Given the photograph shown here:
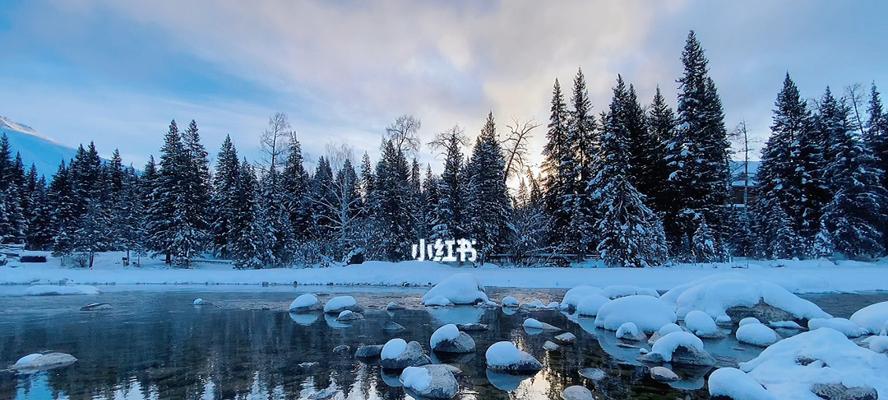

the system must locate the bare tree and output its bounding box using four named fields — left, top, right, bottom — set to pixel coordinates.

left=385, top=114, right=422, bottom=156
left=261, top=112, right=293, bottom=174
left=310, top=144, right=362, bottom=257
left=324, top=142, right=355, bottom=172
left=428, top=125, right=469, bottom=157
left=502, top=118, right=540, bottom=181
left=846, top=83, right=867, bottom=136
left=729, top=121, right=752, bottom=209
